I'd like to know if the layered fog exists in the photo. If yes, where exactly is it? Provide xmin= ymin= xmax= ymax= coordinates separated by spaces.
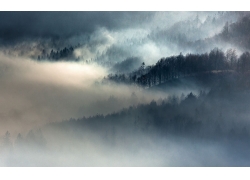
xmin=1 ymin=11 xmax=250 ymax=166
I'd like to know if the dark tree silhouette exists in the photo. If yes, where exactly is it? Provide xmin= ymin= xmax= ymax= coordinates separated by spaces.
xmin=104 ymin=48 xmax=244 ymax=88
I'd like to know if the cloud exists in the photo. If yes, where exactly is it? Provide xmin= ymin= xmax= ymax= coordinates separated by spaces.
xmin=1 ymin=12 xmax=250 ymax=167
xmin=0 ymin=11 xmax=246 ymax=138
xmin=0 ymin=52 xmax=178 ymax=137
xmin=0 ymin=12 xmax=244 ymax=67
xmin=0 ymin=12 xmax=155 ymax=45
xmin=0 ymin=53 xmax=108 ymax=135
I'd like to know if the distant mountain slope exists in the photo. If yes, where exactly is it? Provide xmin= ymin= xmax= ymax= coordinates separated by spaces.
xmin=104 ymin=47 xmax=249 ymax=90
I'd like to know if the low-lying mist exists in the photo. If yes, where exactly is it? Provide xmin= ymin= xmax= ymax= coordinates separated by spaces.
xmin=2 ymin=130 xmax=249 ymax=166
xmin=0 ymin=53 xmax=197 ymax=138
xmin=2 ymin=80 xmax=250 ymax=166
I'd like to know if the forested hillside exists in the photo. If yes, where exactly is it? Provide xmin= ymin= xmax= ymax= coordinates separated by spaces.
xmin=1 ymin=11 xmax=250 ymax=167
xmin=104 ymin=48 xmax=247 ymax=88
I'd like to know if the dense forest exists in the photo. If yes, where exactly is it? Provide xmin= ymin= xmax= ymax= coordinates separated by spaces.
xmin=2 ymin=77 xmax=250 ymax=166
xmin=37 ymin=46 xmax=79 ymax=61
xmin=104 ymin=48 xmax=247 ymax=88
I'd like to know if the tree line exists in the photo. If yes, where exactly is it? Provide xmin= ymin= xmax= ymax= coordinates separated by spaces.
xmin=37 ymin=46 xmax=79 ymax=62
xmin=44 ymin=81 xmax=250 ymax=144
xmin=104 ymin=48 xmax=250 ymax=88
xmin=0 ymin=129 xmax=46 ymax=153
xmin=2 ymin=72 xmax=250 ymax=151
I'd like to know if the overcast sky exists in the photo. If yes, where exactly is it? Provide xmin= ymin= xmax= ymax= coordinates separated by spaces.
xmin=0 ymin=12 xmax=201 ymax=45
xmin=0 ymin=12 xmax=242 ymax=62
xmin=0 ymin=12 xmax=156 ymax=44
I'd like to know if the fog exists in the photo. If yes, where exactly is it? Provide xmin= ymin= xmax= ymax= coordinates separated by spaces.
xmin=0 ymin=12 xmax=245 ymax=66
xmin=1 ymin=134 xmax=246 ymax=166
xmin=1 ymin=11 xmax=250 ymax=167
xmin=2 ymin=77 xmax=250 ymax=166
xmin=0 ymin=52 xmax=189 ymax=137
xmin=2 ymin=108 xmax=250 ymax=166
